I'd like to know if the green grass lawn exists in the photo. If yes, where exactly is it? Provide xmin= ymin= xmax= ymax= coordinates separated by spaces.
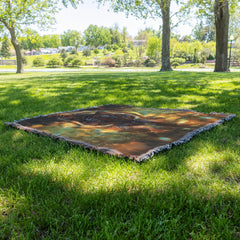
xmin=0 ymin=71 xmax=239 ymax=239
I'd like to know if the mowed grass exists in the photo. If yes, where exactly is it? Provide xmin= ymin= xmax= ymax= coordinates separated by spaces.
xmin=0 ymin=71 xmax=239 ymax=239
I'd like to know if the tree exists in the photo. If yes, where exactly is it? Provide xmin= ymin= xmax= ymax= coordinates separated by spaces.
xmin=109 ymin=24 xmax=121 ymax=46
xmin=188 ymin=0 xmax=239 ymax=72
xmin=0 ymin=0 xmax=82 ymax=73
xmin=40 ymin=34 xmax=61 ymax=48
xmin=159 ymin=0 xmax=172 ymax=71
xmin=96 ymin=0 xmax=177 ymax=71
xmin=61 ymin=30 xmax=83 ymax=49
xmin=121 ymin=27 xmax=129 ymax=44
xmin=20 ymin=29 xmax=42 ymax=51
xmin=134 ymin=28 xmax=154 ymax=45
xmin=214 ymin=0 xmax=229 ymax=71
xmin=84 ymin=25 xmax=111 ymax=47
xmin=0 ymin=0 xmax=61 ymax=73
xmin=193 ymin=21 xmax=215 ymax=42
xmin=229 ymin=5 xmax=240 ymax=40
xmin=146 ymin=36 xmax=162 ymax=63
xmin=1 ymin=36 xmax=11 ymax=59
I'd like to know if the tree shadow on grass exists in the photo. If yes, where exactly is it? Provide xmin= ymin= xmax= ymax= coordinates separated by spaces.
xmin=1 ymin=71 xmax=239 ymax=170
xmin=0 ymin=71 xmax=240 ymax=239
xmin=0 ymin=138 xmax=240 ymax=239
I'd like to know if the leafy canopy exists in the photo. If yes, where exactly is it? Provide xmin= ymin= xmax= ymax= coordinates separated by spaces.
xmin=0 ymin=0 xmax=61 ymax=31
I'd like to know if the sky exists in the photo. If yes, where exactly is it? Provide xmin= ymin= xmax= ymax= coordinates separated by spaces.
xmin=40 ymin=1 xmax=195 ymax=37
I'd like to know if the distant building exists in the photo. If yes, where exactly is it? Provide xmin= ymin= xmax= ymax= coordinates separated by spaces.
xmin=39 ymin=48 xmax=58 ymax=54
xmin=78 ymin=45 xmax=89 ymax=52
xmin=58 ymin=46 xmax=75 ymax=53
xmin=132 ymin=40 xmax=147 ymax=47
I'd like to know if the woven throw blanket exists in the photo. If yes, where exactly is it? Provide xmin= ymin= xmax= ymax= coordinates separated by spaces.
xmin=5 ymin=104 xmax=235 ymax=162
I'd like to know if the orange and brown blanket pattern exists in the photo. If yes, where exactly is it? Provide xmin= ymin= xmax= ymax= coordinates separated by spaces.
xmin=5 ymin=105 xmax=235 ymax=161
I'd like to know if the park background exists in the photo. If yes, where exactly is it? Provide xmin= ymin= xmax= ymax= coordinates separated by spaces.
xmin=0 ymin=1 xmax=239 ymax=71
xmin=0 ymin=1 xmax=240 ymax=239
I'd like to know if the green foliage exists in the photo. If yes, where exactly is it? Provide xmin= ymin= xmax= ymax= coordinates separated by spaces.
xmin=114 ymin=49 xmax=124 ymax=55
xmin=144 ymin=58 xmax=157 ymax=67
xmin=0 ymin=0 xmax=60 ymax=32
xmin=60 ymin=49 xmax=68 ymax=60
xmin=112 ymin=43 xmax=119 ymax=51
xmin=135 ymin=28 xmax=154 ymax=42
xmin=47 ymin=57 xmax=63 ymax=68
xmin=93 ymin=48 xmax=100 ymax=54
xmin=170 ymin=58 xmax=186 ymax=65
xmin=123 ymin=53 xmax=130 ymax=66
xmin=61 ymin=30 xmax=83 ymax=49
xmin=71 ymin=57 xmax=83 ymax=67
xmin=19 ymin=29 xmax=42 ymax=51
xmin=64 ymin=55 xmax=76 ymax=66
xmin=106 ymin=44 xmax=112 ymax=51
xmin=82 ymin=49 xmax=91 ymax=57
xmin=64 ymin=55 xmax=83 ymax=67
xmin=102 ymin=57 xmax=116 ymax=67
xmin=171 ymin=62 xmax=180 ymax=68
xmin=103 ymin=49 xmax=108 ymax=55
xmin=40 ymin=34 xmax=61 ymax=48
xmin=0 ymin=37 xmax=11 ymax=59
xmin=146 ymin=36 xmax=161 ymax=62
xmin=94 ymin=58 xmax=101 ymax=66
xmin=171 ymin=39 xmax=216 ymax=62
xmin=84 ymin=25 xmax=111 ymax=47
xmin=109 ymin=24 xmax=121 ymax=45
xmin=122 ymin=47 xmax=128 ymax=53
xmin=70 ymin=48 xmax=78 ymax=55
xmin=33 ymin=56 xmax=45 ymax=67
xmin=112 ymin=55 xmax=123 ymax=67
xmin=22 ymin=56 xmax=28 ymax=65
xmin=133 ymin=58 xmax=144 ymax=67
xmin=0 ymin=0 xmax=74 ymax=73
xmin=229 ymin=5 xmax=240 ymax=41
xmin=193 ymin=21 xmax=215 ymax=42
xmin=193 ymin=49 xmax=199 ymax=64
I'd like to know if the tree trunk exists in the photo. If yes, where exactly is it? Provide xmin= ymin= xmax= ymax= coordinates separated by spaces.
xmin=214 ymin=0 xmax=229 ymax=72
xmin=160 ymin=0 xmax=172 ymax=71
xmin=9 ymin=27 xmax=24 ymax=73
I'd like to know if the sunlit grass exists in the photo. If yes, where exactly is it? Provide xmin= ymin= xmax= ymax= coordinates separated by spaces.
xmin=0 ymin=71 xmax=239 ymax=239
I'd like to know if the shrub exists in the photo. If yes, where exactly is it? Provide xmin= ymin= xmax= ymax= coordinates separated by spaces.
xmin=82 ymin=49 xmax=91 ymax=57
xmin=64 ymin=56 xmax=75 ymax=66
xmin=112 ymin=55 xmax=123 ymax=67
xmin=60 ymin=49 xmax=68 ymax=60
xmin=170 ymin=58 xmax=185 ymax=65
xmin=112 ymin=44 xmax=119 ymax=51
xmin=171 ymin=62 xmax=180 ymax=68
xmin=47 ymin=57 xmax=62 ymax=68
xmin=122 ymin=47 xmax=128 ymax=53
xmin=106 ymin=45 xmax=112 ymax=51
xmin=94 ymin=58 xmax=101 ymax=66
xmin=22 ymin=56 xmax=28 ymax=65
xmin=71 ymin=57 xmax=83 ymax=67
xmin=123 ymin=53 xmax=130 ymax=67
xmin=33 ymin=56 xmax=45 ymax=67
xmin=64 ymin=56 xmax=83 ymax=67
xmin=144 ymin=58 xmax=156 ymax=67
xmin=94 ymin=48 xmax=99 ymax=54
xmin=114 ymin=49 xmax=124 ymax=55
xmin=70 ymin=48 xmax=78 ymax=55
xmin=126 ymin=60 xmax=134 ymax=67
xmin=102 ymin=57 xmax=116 ymax=67
xmin=133 ymin=58 xmax=143 ymax=67
xmin=103 ymin=49 xmax=108 ymax=55
xmin=200 ymin=56 xmax=207 ymax=64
